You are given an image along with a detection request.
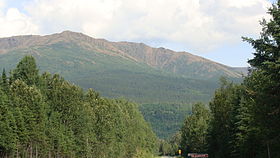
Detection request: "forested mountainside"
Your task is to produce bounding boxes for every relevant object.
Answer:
[0,31,243,104]
[0,56,158,158]
[0,31,243,139]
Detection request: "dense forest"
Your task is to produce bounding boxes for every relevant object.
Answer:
[140,103,192,139]
[0,56,158,158]
[170,2,280,158]
[1,1,279,158]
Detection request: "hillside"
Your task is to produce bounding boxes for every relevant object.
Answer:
[0,31,242,79]
[0,31,243,138]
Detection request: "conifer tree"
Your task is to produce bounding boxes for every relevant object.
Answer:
[0,69,8,90]
[181,103,210,155]
[243,1,280,157]
[0,56,158,158]
[10,80,47,157]
[12,56,39,86]
[0,90,17,157]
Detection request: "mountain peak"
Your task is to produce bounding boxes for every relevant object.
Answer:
[0,31,96,52]
[57,30,88,38]
[61,30,76,34]
[0,31,243,79]
[49,30,92,41]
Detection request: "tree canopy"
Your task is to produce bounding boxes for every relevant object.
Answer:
[0,56,158,158]
[176,1,280,158]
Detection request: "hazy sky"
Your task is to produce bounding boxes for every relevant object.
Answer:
[0,0,275,67]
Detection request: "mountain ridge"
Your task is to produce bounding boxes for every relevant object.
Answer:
[0,30,243,79]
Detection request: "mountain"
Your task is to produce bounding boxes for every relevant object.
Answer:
[231,67,249,75]
[0,31,242,79]
[0,31,243,138]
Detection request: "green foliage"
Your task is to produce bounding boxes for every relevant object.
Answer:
[168,132,182,155]
[140,103,192,139]
[159,140,172,156]
[132,149,157,158]
[205,2,280,157]
[159,132,181,156]
[0,89,17,156]
[0,56,158,157]
[180,103,210,155]
[0,42,242,140]
[1,69,8,90]
[207,80,246,158]
[242,1,280,157]
[0,43,220,104]
[11,56,39,86]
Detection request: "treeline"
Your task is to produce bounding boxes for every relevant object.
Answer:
[178,2,280,158]
[0,56,158,158]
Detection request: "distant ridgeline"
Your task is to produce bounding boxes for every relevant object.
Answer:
[0,56,158,158]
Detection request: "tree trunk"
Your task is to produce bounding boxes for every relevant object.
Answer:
[16,144,19,158]
[267,141,271,158]
[25,147,29,158]
[30,143,33,158]
[35,145,38,158]
[86,138,89,158]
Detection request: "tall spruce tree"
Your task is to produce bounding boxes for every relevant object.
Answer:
[243,1,280,157]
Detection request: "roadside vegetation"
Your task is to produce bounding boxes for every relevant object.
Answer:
[0,56,158,158]
[164,1,280,157]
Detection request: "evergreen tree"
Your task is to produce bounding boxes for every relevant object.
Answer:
[11,56,39,86]
[181,103,210,156]
[10,80,47,157]
[0,89,17,157]
[207,79,244,158]
[0,69,8,90]
[243,1,280,157]
[0,56,158,158]
[232,96,261,158]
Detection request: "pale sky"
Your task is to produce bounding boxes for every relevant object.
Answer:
[0,0,275,67]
